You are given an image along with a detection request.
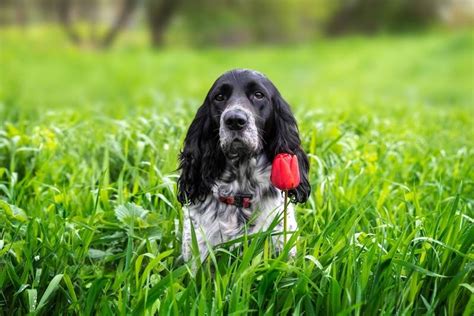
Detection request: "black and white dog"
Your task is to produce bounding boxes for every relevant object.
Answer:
[178,69,310,261]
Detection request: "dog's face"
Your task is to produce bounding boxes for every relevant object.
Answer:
[178,69,310,205]
[208,70,275,158]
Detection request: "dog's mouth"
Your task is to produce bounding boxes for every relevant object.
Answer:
[222,137,253,158]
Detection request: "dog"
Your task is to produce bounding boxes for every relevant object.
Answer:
[178,69,310,262]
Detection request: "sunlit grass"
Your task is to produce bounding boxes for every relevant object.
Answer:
[0,29,473,314]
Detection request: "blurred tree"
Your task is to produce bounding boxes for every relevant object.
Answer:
[325,0,441,36]
[0,0,28,26]
[177,0,253,46]
[57,0,139,48]
[58,0,81,44]
[1,0,471,48]
[15,0,27,26]
[102,0,140,47]
[146,0,181,47]
[174,0,321,46]
[37,0,60,22]
[56,0,179,48]
[439,0,474,27]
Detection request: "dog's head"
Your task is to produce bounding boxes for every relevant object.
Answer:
[178,69,310,204]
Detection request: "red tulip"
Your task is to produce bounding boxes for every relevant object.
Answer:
[271,153,300,191]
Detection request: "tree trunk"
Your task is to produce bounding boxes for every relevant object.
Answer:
[58,0,82,44]
[146,0,179,47]
[15,0,27,26]
[101,0,139,48]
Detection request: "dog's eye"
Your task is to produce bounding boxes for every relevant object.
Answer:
[214,94,225,102]
[254,91,264,99]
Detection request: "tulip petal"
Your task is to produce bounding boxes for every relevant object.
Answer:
[290,155,300,188]
[280,157,292,190]
[271,153,300,191]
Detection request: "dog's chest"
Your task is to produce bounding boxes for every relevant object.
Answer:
[186,156,282,242]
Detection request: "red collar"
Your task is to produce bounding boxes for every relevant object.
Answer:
[219,193,253,208]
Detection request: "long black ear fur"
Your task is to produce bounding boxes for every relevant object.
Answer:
[265,94,310,203]
[177,100,225,205]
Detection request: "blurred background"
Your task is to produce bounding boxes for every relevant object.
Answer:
[1,2,474,314]
[0,0,473,48]
[0,0,472,119]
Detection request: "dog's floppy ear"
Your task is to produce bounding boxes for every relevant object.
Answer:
[266,93,310,203]
[178,99,225,205]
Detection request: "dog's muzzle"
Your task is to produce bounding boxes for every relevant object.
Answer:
[219,105,260,156]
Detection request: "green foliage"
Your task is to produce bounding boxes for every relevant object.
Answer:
[0,29,473,314]
[172,0,323,46]
[325,0,441,35]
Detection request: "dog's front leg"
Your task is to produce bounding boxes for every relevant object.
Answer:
[182,210,211,263]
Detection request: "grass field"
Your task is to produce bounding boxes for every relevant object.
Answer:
[0,28,473,315]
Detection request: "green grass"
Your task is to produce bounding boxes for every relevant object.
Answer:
[0,28,473,315]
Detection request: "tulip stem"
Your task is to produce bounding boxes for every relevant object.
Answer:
[283,190,288,245]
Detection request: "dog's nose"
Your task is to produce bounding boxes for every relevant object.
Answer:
[224,111,248,130]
